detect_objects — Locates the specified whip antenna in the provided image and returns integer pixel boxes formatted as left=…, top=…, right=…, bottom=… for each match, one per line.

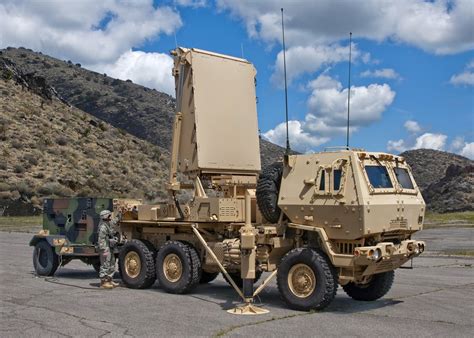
left=281, top=8, right=290, bottom=155
left=346, top=32, right=352, bottom=150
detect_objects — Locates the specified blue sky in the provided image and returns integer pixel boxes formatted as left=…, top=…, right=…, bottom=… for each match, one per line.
left=1, top=0, right=473, bottom=158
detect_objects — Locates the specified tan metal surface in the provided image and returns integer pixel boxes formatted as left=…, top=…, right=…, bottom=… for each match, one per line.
left=287, top=263, right=316, bottom=298
left=163, top=253, right=183, bottom=283
left=172, top=47, right=261, bottom=176
left=124, top=251, right=141, bottom=279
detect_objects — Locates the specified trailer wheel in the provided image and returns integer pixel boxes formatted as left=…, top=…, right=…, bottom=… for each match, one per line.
left=256, top=162, right=283, bottom=223
left=222, top=270, right=263, bottom=288
left=342, top=271, right=394, bottom=301
left=33, top=240, right=59, bottom=276
left=200, top=271, right=219, bottom=284
left=119, top=239, right=156, bottom=289
left=277, top=248, right=337, bottom=311
left=156, top=241, right=202, bottom=294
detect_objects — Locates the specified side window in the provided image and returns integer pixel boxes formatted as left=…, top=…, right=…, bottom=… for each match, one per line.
left=319, top=169, right=325, bottom=191
left=333, top=169, right=342, bottom=191
left=365, top=165, right=393, bottom=188
left=394, top=167, right=414, bottom=189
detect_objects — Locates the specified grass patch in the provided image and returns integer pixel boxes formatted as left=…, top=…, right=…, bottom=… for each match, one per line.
left=424, top=211, right=474, bottom=228
left=439, top=249, right=474, bottom=257
left=0, top=216, right=42, bottom=232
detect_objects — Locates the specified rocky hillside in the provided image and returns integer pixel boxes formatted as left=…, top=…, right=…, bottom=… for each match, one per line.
left=0, top=65, right=169, bottom=215
left=1, top=47, right=287, bottom=168
left=401, top=149, right=473, bottom=213
left=1, top=47, right=471, bottom=214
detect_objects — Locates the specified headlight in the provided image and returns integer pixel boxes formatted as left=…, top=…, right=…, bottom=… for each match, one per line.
left=372, top=248, right=382, bottom=261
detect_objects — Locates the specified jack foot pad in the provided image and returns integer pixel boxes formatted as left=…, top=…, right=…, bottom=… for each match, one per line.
left=227, top=303, right=269, bottom=315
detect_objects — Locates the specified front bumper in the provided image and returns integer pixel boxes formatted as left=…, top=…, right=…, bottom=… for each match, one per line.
left=354, top=239, right=426, bottom=275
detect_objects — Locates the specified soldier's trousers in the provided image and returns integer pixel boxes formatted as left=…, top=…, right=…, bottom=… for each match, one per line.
left=99, top=248, right=116, bottom=279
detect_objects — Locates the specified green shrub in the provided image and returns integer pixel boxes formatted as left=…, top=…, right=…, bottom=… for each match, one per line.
left=14, top=164, right=25, bottom=173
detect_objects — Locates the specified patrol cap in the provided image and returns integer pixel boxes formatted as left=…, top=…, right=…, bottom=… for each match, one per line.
left=100, top=210, right=112, bottom=219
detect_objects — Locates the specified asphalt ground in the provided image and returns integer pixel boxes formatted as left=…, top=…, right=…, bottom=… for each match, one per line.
left=0, top=228, right=473, bottom=337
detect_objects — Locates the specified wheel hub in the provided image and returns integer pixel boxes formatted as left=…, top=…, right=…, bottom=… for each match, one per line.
left=163, top=253, right=182, bottom=283
left=288, top=263, right=316, bottom=298
left=124, top=251, right=141, bottom=278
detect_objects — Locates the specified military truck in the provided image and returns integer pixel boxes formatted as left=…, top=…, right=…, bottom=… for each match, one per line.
left=30, top=198, right=116, bottom=276
left=111, top=47, right=426, bottom=313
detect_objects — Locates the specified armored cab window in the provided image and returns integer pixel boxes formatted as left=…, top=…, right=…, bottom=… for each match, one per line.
left=319, top=169, right=325, bottom=191
left=394, top=167, right=414, bottom=189
left=365, top=165, right=393, bottom=188
left=333, top=169, right=342, bottom=191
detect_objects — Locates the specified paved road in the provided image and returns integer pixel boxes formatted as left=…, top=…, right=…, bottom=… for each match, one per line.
left=1, top=229, right=473, bottom=337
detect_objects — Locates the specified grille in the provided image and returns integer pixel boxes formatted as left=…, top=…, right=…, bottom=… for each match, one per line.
left=335, top=241, right=362, bottom=254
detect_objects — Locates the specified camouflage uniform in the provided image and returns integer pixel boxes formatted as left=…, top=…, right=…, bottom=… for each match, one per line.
left=97, top=214, right=119, bottom=280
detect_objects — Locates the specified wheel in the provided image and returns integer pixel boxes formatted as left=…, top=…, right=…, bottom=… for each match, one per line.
left=156, top=241, right=201, bottom=294
left=222, top=270, right=263, bottom=288
left=342, top=271, right=395, bottom=301
left=277, top=248, right=337, bottom=311
left=119, top=239, right=156, bottom=289
left=256, top=162, right=283, bottom=223
left=200, top=271, right=219, bottom=284
left=92, top=260, right=101, bottom=274
left=33, top=240, right=59, bottom=276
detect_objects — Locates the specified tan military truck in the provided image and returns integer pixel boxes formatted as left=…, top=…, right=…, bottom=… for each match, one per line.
left=114, top=47, right=425, bottom=313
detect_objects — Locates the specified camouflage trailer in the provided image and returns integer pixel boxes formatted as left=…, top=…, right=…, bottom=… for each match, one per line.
left=30, top=198, right=114, bottom=276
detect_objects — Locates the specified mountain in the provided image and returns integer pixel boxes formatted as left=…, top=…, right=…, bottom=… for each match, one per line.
left=401, top=149, right=473, bottom=213
left=0, top=59, right=169, bottom=215
left=0, top=47, right=288, bottom=168
left=1, top=47, right=472, bottom=215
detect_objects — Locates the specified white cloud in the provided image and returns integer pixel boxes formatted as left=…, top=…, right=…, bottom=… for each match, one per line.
left=175, top=0, right=207, bottom=7
left=263, top=120, right=329, bottom=153
left=387, top=139, right=408, bottom=153
left=0, top=1, right=181, bottom=95
left=305, top=75, right=396, bottom=136
left=92, top=50, right=175, bottom=96
left=460, top=142, right=474, bottom=159
left=264, top=74, right=395, bottom=152
left=414, top=133, right=448, bottom=150
left=450, top=59, right=474, bottom=86
left=404, top=120, right=421, bottom=134
left=271, top=43, right=368, bottom=84
left=217, top=0, right=474, bottom=55
left=361, top=68, right=401, bottom=80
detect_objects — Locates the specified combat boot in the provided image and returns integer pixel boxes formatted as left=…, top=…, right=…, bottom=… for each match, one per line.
left=111, top=280, right=120, bottom=287
left=100, top=278, right=114, bottom=289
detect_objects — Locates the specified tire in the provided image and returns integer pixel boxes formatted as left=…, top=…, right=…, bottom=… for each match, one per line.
left=342, top=270, right=395, bottom=301
left=200, top=271, right=219, bottom=284
left=277, top=248, right=337, bottom=311
left=223, top=270, right=263, bottom=288
left=119, top=239, right=156, bottom=289
left=256, top=162, right=283, bottom=223
left=33, top=240, right=59, bottom=276
left=156, top=241, right=202, bottom=294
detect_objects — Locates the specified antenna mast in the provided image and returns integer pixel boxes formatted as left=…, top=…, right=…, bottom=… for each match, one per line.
left=346, top=32, right=352, bottom=150
left=281, top=8, right=290, bottom=155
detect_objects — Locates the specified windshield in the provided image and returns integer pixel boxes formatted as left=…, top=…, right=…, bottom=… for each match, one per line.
left=394, top=167, right=414, bottom=189
left=365, top=165, right=393, bottom=188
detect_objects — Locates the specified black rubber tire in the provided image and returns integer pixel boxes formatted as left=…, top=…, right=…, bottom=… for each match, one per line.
left=200, top=271, right=219, bottom=284
left=342, top=270, right=395, bottom=301
left=277, top=248, right=337, bottom=311
left=119, top=239, right=156, bottom=289
left=256, top=162, right=283, bottom=223
left=156, top=241, right=202, bottom=294
left=223, top=270, right=263, bottom=288
left=33, top=240, right=59, bottom=276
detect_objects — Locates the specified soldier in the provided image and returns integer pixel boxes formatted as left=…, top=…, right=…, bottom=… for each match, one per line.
left=98, top=210, right=121, bottom=289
